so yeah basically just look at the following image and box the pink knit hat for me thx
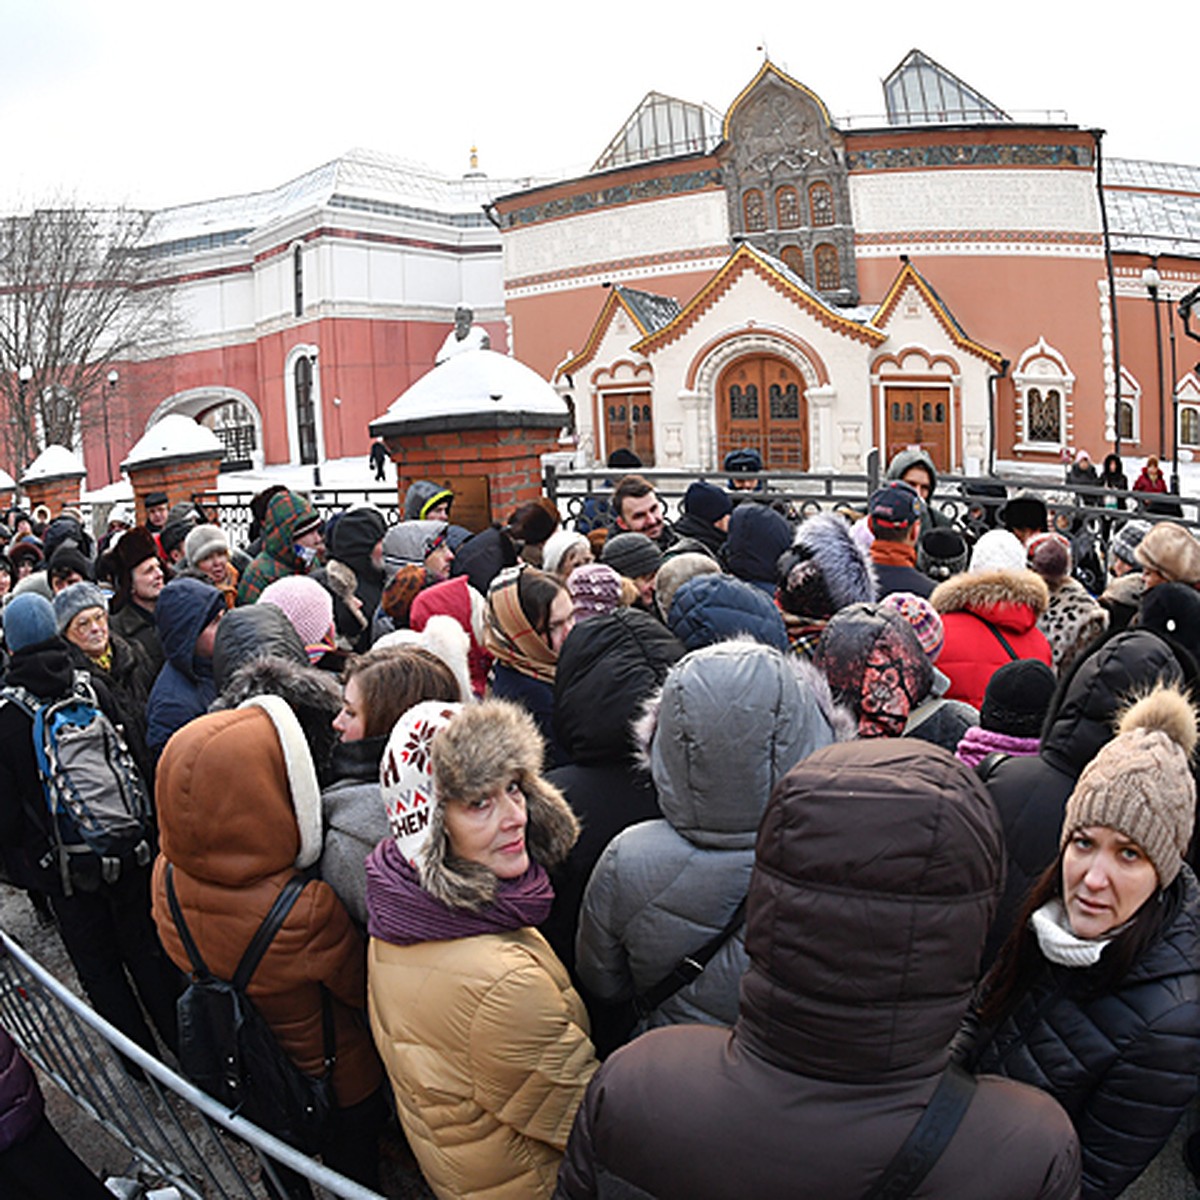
[259,576,336,663]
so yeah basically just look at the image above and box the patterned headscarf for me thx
[483,566,559,684]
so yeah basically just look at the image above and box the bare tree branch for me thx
[0,206,179,474]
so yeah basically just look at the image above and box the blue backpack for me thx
[2,672,152,893]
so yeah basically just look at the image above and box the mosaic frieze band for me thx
[503,169,724,228]
[847,143,1094,171]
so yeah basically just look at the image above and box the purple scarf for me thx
[955,725,1041,768]
[365,837,554,946]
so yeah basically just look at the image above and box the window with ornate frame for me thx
[814,244,839,291]
[809,182,834,227]
[1013,338,1073,450]
[775,186,801,229]
[743,189,767,232]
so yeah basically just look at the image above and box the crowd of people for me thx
[1,450,1200,1200]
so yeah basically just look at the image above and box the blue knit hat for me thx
[4,593,58,652]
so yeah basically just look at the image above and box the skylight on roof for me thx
[884,50,1010,127]
[593,92,722,172]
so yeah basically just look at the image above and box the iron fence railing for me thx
[0,929,385,1199]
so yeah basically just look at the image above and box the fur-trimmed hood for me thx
[930,568,1050,624]
[420,700,580,910]
[156,699,324,885]
[632,638,855,850]
[778,511,877,619]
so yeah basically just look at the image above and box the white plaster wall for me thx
[850,169,1100,233]
[504,191,729,281]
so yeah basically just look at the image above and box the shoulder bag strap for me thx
[634,896,747,1020]
[966,611,1019,660]
[165,863,211,979]
[862,1064,978,1200]
[233,874,309,991]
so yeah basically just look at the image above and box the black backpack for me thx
[165,864,335,1151]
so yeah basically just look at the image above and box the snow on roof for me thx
[123,414,224,467]
[1106,159,1200,257]
[372,350,567,433]
[22,445,86,482]
[140,148,544,252]
[0,468,14,490]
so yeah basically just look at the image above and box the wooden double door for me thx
[884,387,950,473]
[716,355,807,469]
[603,391,655,466]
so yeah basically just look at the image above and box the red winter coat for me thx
[930,569,1053,710]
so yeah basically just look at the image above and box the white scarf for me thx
[1029,899,1113,968]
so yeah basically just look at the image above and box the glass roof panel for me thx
[592,92,722,172]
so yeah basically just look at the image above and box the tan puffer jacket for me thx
[151,700,382,1109]
[369,926,595,1200]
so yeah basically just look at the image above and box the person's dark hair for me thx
[343,645,459,739]
[976,849,1176,1028]
[516,567,566,645]
[612,474,654,521]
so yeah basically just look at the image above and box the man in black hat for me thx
[104,528,166,676]
[143,492,170,536]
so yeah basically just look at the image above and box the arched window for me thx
[769,382,800,420]
[809,182,834,227]
[743,189,767,233]
[779,245,805,279]
[293,245,304,318]
[294,354,317,464]
[815,244,839,291]
[729,383,759,420]
[775,186,801,229]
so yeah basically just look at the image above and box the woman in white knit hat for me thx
[366,699,597,1200]
[960,683,1200,1199]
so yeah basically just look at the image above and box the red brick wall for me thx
[385,425,560,527]
[125,455,223,524]
[23,475,83,518]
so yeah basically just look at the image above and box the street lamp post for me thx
[17,364,33,478]
[1143,264,1167,475]
[104,369,118,485]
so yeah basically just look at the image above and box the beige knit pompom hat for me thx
[1061,684,1199,885]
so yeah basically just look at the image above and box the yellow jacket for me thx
[368,926,597,1200]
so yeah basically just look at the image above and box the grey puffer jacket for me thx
[574,640,851,1031]
[319,736,388,926]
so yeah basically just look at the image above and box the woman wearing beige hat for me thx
[960,684,1200,1199]
[1134,520,1200,589]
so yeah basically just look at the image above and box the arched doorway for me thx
[147,387,264,472]
[716,354,808,469]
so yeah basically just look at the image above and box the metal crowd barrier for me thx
[0,930,385,1200]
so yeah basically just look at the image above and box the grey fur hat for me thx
[418,700,580,910]
[776,511,877,619]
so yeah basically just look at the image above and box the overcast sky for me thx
[3,0,1194,213]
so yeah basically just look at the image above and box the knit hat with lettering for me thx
[568,562,624,621]
[1061,684,1199,886]
[380,700,462,865]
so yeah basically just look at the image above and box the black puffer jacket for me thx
[967,869,1200,1199]
[556,740,1080,1200]
[543,609,685,981]
[981,630,1186,968]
